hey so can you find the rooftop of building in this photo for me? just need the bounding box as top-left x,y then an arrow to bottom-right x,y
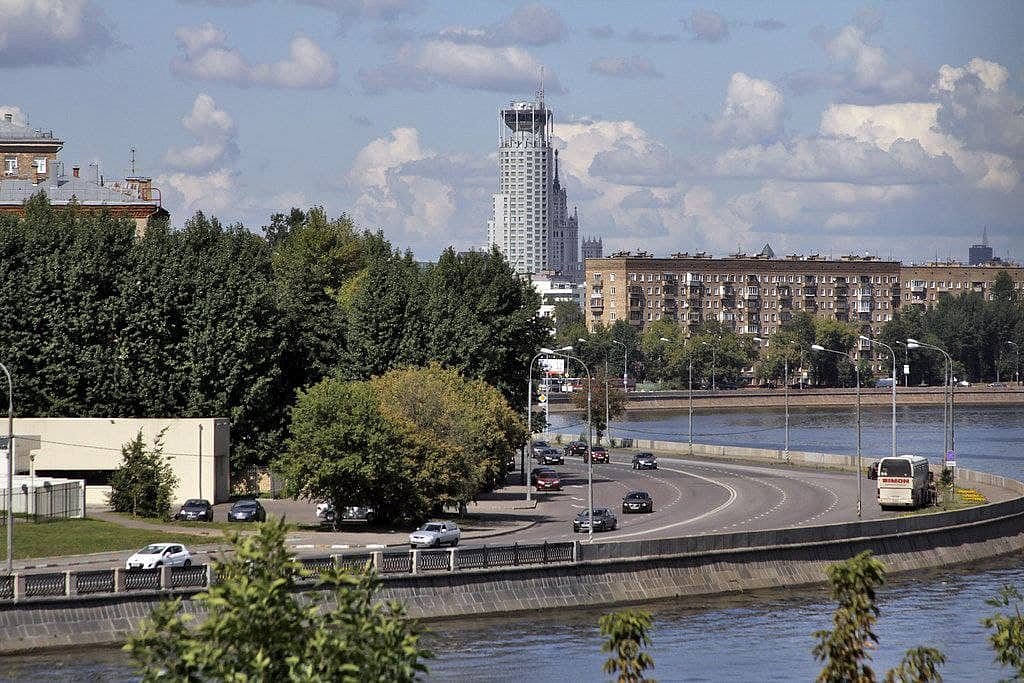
0,116 -> 62,144
0,174 -> 159,207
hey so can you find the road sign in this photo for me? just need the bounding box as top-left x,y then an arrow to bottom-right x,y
903,364 -> 910,375
537,393 -> 547,404
945,450 -> 956,467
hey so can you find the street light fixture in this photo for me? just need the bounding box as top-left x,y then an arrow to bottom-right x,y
907,339 -> 955,494
611,339 -> 628,393
578,338 -> 613,448
1,362 -> 12,574
700,341 -> 717,391
545,347 -> 595,542
894,341 -> 910,387
811,344 -> 861,518
860,336 -> 898,459
1007,341 -> 1019,386
753,336 -> 791,456
526,346 -> 573,503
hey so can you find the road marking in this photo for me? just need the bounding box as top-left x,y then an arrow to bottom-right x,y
294,544 -> 315,549
366,544 -> 386,549
331,544 -> 350,549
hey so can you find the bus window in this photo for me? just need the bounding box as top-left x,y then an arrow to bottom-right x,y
879,460 -> 911,477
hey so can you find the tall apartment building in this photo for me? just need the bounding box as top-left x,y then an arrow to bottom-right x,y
486,92 -> 585,280
968,229 -> 994,266
586,251 -> 904,359
901,262 -> 1024,307
0,110 -> 167,234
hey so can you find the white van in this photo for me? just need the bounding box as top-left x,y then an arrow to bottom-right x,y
876,455 -> 931,509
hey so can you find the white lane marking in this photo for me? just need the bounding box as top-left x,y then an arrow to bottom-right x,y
601,464 -> 739,540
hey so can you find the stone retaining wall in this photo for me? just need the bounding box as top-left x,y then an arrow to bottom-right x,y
2,446 -> 1022,654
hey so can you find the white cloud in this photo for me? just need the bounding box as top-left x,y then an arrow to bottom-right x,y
297,0 -> 420,23
439,3 -> 565,47
0,104 -> 27,125
589,55 -> 661,79
823,24 -> 927,102
0,0 -> 113,67
164,94 -> 238,171
682,9 -> 729,42
933,57 -> 1024,159
711,72 -> 784,144
360,40 -> 561,94
172,23 -> 338,89
158,168 -> 238,216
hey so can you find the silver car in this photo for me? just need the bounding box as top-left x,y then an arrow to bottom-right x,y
409,521 -> 461,548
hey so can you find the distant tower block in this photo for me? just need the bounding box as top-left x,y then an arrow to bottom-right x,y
582,236 -> 603,261
969,228 -> 993,265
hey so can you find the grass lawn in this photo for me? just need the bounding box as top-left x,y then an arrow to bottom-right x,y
0,518 -> 216,560
108,511 -> 261,532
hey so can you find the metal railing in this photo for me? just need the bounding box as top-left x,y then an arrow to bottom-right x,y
76,570 -> 115,595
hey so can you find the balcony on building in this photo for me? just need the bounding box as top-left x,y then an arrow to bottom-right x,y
719,312 -> 736,322
589,296 -> 604,311
688,312 -> 702,323
662,298 -> 676,310
628,298 -> 644,310
856,301 -> 872,314
744,287 -> 760,300
835,285 -> 849,297
836,301 -> 849,311
803,286 -> 817,297
746,325 -> 761,335
780,311 -> 792,323
720,284 -> 735,298
777,286 -> 791,298
910,281 -> 926,293
858,338 -> 873,351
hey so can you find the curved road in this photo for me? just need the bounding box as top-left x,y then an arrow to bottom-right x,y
504,448 -> 887,545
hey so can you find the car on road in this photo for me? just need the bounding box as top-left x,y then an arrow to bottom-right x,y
632,452 -> 658,470
573,507 -> 617,532
533,468 -> 562,491
125,543 -> 192,570
563,440 -> 589,457
174,499 -> 213,522
531,440 -> 552,456
228,499 -> 267,523
989,381 -> 1008,388
621,491 -> 654,514
409,521 -> 461,548
535,446 -> 564,465
530,466 -> 556,485
585,445 -> 609,463
317,502 -> 376,526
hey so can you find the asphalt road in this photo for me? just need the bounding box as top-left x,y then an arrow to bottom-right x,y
509,449 -> 887,544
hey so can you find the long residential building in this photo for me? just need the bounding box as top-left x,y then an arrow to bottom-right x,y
585,250 -> 1024,360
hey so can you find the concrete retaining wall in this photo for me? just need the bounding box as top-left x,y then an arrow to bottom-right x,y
2,446 -> 1023,654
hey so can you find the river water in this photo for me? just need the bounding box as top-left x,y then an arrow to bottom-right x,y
2,405 -> 1022,681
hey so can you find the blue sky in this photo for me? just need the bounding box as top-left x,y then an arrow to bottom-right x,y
3,0 -> 1022,264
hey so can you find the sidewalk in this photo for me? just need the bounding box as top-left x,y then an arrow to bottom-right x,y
13,487 -> 545,571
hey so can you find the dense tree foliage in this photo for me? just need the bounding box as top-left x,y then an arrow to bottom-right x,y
878,276 -> 1024,384
107,430 -> 178,518
278,365 -> 525,522
126,519 -> 429,681
1,198 -> 547,475
983,585 -> 1024,678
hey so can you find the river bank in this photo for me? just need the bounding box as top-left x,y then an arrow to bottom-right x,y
548,385 -> 1024,412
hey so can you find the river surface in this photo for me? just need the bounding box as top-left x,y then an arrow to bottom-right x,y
2,405 -> 1022,682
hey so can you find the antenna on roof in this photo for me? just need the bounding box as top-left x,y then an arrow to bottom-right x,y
130,147 -> 136,176
982,226 -> 988,246
536,66 -> 545,104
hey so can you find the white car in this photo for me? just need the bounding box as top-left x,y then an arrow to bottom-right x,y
409,521 -> 461,548
125,543 -> 192,570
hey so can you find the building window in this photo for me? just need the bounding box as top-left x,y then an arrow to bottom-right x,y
33,158 -> 47,174
609,274 -> 615,282
4,157 -> 16,175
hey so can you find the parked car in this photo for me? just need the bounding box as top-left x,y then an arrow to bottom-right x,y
228,499 -> 267,522
530,440 -> 551,456
317,502 -> 375,526
989,381 -> 1008,388
563,440 -> 589,457
533,469 -> 562,491
409,521 -> 461,548
632,453 -> 658,470
125,543 -> 192,570
573,507 -> 617,532
530,466 -> 556,485
957,379 -> 971,387
535,446 -> 564,465
174,499 -> 213,522
586,445 -> 609,463
622,491 -> 654,514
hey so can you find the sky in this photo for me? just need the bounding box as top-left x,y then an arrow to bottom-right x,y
2,0 -> 1023,265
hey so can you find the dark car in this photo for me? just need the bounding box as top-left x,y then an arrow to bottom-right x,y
585,445 -> 609,463
535,446 -> 564,465
573,507 -> 617,533
533,469 -> 562,491
530,440 -> 551,456
622,490 -> 653,514
531,467 -> 557,485
632,452 -> 658,470
174,498 -> 213,522
563,440 -> 589,457
228,499 -> 267,523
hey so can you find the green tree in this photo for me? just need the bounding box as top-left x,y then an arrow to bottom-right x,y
572,367 -> 627,444
639,319 -> 683,383
107,430 -> 178,518
279,366 -> 525,522
809,318 -> 858,386
982,584 -> 1024,679
991,270 -> 1017,303
599,609 -> 655,683
552,300 -> 585,343
688,321 -> 757,387
126,518 -> 429,682
813,551 -> 945,683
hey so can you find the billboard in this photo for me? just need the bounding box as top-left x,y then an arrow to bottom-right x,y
539,358 -> 566,376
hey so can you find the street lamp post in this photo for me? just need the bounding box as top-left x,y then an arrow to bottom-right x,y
861,336 -> 897,459
611,340 -> 628,392
700,341 -> 716,390
546,347 -> 594,542
579,338 -> 613,447
907,339 -> 955,495
895,341 -> 910,387
198,424 -> 203,500
811,344 -> 861,518
526,349 -> 560,503
2,362 -> 13,574
754,337 -> 790,456
660,337 -> 692,448
1007,341 -> 1019,386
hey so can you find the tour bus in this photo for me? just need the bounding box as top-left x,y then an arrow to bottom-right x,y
876,455 -> 931,509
